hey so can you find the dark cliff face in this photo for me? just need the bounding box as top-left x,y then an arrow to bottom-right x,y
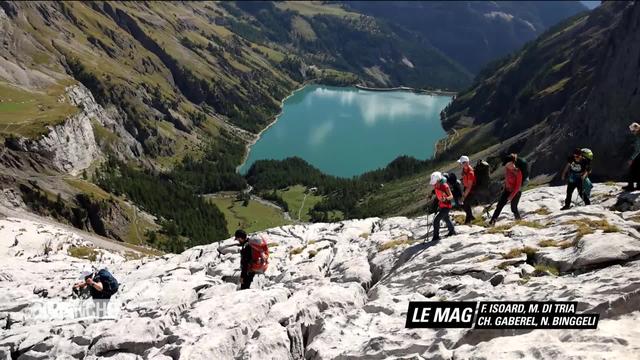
342,1 -> 587,74
441,1 -> 640,181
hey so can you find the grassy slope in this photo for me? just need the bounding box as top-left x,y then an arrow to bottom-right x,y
64,177 -> 159,245
275,1 -> 359,18
4,1 -> 299,161
207,195 -> 291,234
2,1 -> 489,234
0,81 -> 78,138
277,185 -> 323,222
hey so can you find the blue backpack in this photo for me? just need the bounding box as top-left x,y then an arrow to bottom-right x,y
96,269 -> 119,296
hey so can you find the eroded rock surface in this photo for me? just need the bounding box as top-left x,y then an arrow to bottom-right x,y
0,184 -> 639,359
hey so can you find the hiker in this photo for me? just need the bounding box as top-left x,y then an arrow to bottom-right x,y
625,122 -> 640,191
458,155 -> 476,224
561,148 -> 591,209
489,154 -> 523,225
235,229 -> 269,290
72,268 -> 119,300
429,172 -> 456,242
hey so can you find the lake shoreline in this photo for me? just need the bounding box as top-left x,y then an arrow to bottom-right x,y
236,82 -> 456,175
236,83 -> 311,174
354,84 -> 458,97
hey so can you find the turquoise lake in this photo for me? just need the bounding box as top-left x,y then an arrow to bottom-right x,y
239,85 -> 452,178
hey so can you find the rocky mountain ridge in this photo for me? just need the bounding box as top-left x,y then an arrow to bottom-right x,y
440,0 -> 640,181
342,1 -> 588,73
1,183 -> 639,359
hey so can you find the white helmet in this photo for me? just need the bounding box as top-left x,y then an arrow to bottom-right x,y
430,171 -> 443,185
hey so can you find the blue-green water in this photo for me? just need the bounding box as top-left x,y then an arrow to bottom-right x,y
239,85 -> 452,178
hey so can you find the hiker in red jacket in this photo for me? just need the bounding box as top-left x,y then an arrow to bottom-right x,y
489,154 -> 523,225
234,229 -> 270,290
430,172 -> 457,242
458,155 -> 477,225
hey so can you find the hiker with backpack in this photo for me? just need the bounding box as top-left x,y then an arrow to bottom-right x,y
489,154 -> 523,225
429,172 -> 457,242
624,122 -> 640,191
72,268 -> 119,300
561,148 -> 592,209
458,155 -> 477,224
235,229 -> 269,290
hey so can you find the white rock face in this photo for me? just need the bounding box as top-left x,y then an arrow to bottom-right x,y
15,84 -> 140,175
0,184 -> 639,359
15,85 -> 101,175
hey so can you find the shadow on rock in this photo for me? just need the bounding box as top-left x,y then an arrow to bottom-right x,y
611,191 -> 640,212
378,241 -> 441,285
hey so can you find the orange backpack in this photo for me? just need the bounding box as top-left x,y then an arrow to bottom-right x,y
248,236 -> 269,274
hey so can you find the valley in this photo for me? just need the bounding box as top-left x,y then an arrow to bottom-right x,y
3,1 -> 640,359
0,0 -> 596,251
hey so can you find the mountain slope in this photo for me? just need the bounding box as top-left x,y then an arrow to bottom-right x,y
0,1 -> 470,249
441,0 -> 640,181
0,1 -> 602,248
1,184 -> 639,358
343,1 -> 588,73
351,1 -> 639,218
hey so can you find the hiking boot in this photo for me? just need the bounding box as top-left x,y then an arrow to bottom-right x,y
431,237 -> 441,243
447,231 -> 457,237
488,219 -> 496,226
560,205 -> 571,211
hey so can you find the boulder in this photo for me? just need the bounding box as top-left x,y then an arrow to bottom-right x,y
240,321 -> 292,360
88,318 -> 167,356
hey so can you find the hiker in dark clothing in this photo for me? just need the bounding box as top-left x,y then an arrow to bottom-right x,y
235,229 -> 255,290
72,269 -> 119,300
561,148 -> 591,209
489,154 -> 523,225
458,155 -> 477,224
430,172 -> 456,242
625,122 -> 640,191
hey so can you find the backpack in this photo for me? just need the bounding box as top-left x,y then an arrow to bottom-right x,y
443,173 -> 463,206
96,269 -> 119,297
515,157 -> 529,182
443,173 -> 462,197
582,177 -> 593,199
474,160 -> 491,189
248,236 -> 269,274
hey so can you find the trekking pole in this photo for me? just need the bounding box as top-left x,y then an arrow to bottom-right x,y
425,212 -> 432,243
483,184 -> 506,220
483,198 -> 497,218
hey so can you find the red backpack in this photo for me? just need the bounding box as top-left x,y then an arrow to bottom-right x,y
248,236 -> 269,274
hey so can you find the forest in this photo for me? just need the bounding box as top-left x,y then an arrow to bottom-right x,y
94,154 -> 232,252
245,155 -> 439,221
